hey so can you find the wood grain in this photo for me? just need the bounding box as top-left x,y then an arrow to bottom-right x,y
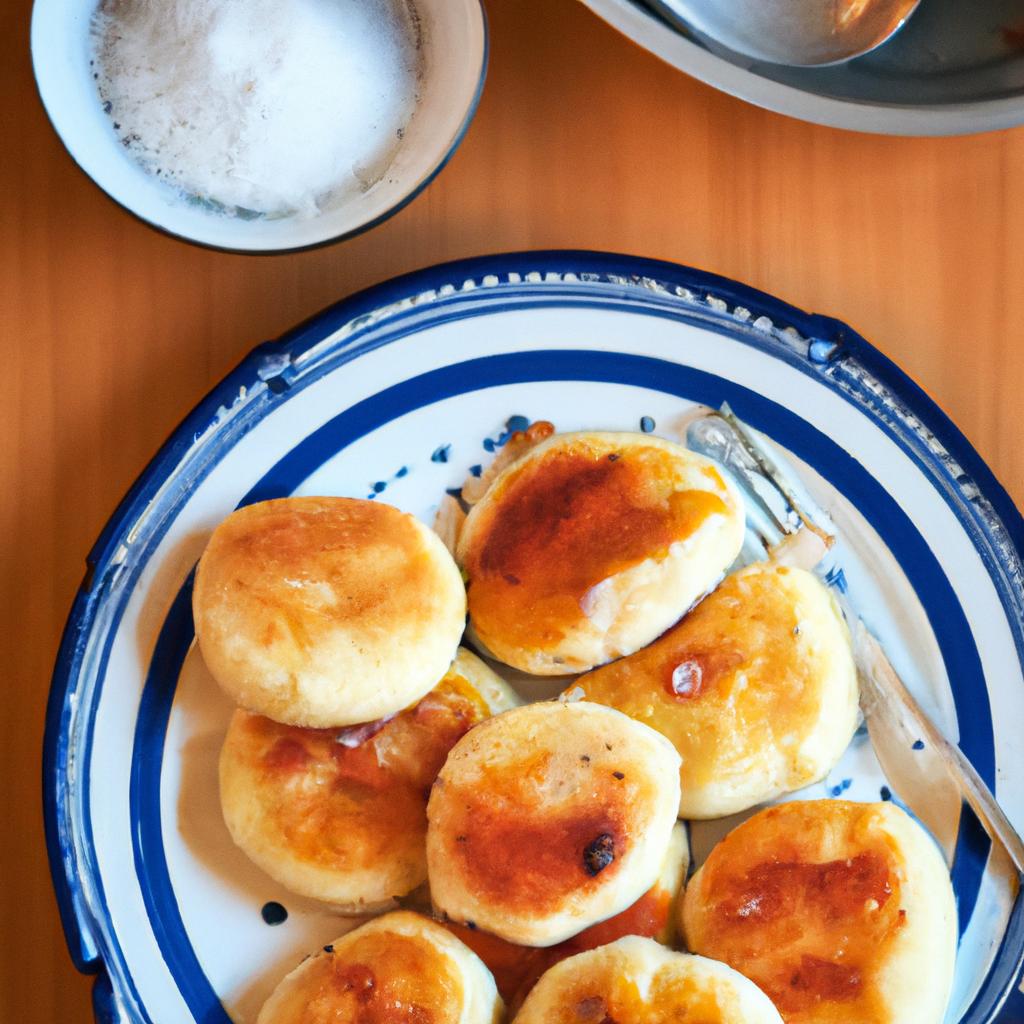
2,0 -> 1022,1019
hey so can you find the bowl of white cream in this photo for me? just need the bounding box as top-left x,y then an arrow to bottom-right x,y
31,0 -> 486,252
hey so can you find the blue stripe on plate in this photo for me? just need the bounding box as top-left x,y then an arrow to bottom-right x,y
130,577 -> 207,1020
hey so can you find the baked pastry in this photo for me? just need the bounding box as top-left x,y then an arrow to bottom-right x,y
512,935 -> 784,1024
426,700 -> 682,946
194,496 -> 466,727
457,431 -> 745,674
574,562 -> 858,818
443,821 -> 689,1009
682,799 -> 957,1024
220,648 -> 519,911
256,911 -> 502,1024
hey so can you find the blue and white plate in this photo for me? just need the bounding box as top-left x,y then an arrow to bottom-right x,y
44,252 -> 1024,1023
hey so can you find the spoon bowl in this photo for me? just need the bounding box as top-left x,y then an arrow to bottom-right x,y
656,0 -> 923,66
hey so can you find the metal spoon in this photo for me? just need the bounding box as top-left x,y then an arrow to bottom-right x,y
653,0 -> 923,67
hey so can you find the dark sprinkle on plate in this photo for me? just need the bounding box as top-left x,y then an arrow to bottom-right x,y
261,901 -> 288,926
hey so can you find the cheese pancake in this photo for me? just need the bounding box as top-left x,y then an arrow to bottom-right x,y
427,701 -> 681,946
457,432 -> 745,675
682,800 -> 957,1024
194,496 -> 466,727
512,936 -> 783,1024
220,649 -> 519,911
574,562 -> 858,818
257,911 -> 502,1024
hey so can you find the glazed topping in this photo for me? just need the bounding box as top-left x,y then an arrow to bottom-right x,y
251,676 -> 487,870
570,888 -> 670,951
575,563 -> 833,791
442,887 -> 672,1008
705,852 -> 900,1018
786,956 -> 862,1005
527,957 -> 734,1024
446,796 -> 627,915
440,921 -> 542,1006
515,889 -> 672,1012
665,649 -> 745,700
689,803 -> 905,1023
645,969 -> 734,1023
438,743 -> 641,915
464,442 -> 730,652
714,853 -> 893,927
293,930 -> 462,1024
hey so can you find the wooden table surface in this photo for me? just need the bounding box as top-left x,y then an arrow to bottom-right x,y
3,0 -> 1023,1019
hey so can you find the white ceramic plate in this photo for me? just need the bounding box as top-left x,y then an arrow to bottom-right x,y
44,252 -> 1024,1022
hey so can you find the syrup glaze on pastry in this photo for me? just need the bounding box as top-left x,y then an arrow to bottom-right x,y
427,701 -> 681,946
575,562 -> 858,818
457,432 -> 745,675
682,800 -> 957,1024
442,821 -> 689,1012
256,911 -> 502,1024
220,649 -> 518,911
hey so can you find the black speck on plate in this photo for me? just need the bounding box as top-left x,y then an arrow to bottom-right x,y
261,901 -> 288,926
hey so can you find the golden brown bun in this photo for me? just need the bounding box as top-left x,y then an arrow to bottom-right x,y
426,701 -> 682,947
441,821 -> 689,1010
512,936 -> 784,1024
575,562 -> 859,818
220,650 -> 519,911
682,800 -> 957,1024
193,496 -> 466,727
457,432 -> 745,675
256,911 -> 502,1024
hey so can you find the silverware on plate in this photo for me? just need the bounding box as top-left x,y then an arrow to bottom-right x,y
687,407 -> 1024,879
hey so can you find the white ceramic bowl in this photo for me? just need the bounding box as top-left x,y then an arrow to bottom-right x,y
31,0 -> 486,253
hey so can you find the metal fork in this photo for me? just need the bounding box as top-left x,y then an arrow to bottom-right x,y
685,406 -> 1024,877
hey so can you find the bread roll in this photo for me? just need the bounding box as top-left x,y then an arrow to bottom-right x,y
257,911 -> 502,1024
427,700 -> 681,946
457,432 -> 744,674
575,562 -> 858,818
682,800 -> 957,1024
220,649 -> 519,911
194,496 -> 466,727
512,935 -> 783,1024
